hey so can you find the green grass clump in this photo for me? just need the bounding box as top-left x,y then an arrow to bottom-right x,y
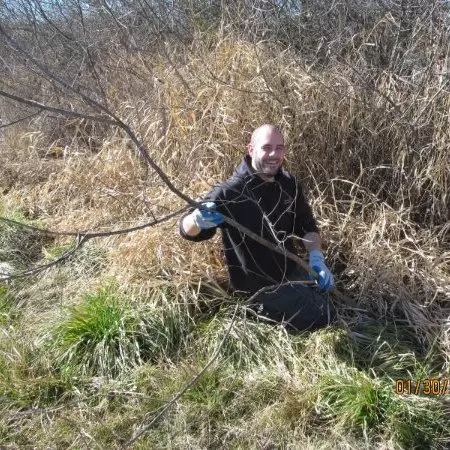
386,396 -> 450,449
1,375 -> 68,410
311,361 -> 450,448
0,327 -> 70,413
49,284 -> 190,378
337,322 -> 427,376
316,370 -> 393,430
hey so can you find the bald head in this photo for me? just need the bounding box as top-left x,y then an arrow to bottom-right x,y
250,124 -> 284,147
247,124 -> 285,181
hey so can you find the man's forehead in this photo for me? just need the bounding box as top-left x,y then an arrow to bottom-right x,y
251,126 -> 284,146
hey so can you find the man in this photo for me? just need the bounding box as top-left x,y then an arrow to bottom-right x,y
179,124 -> 336,330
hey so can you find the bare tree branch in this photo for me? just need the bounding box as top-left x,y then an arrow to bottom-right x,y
0,89 -> 117,125
0,234 -> 88,280
0,110 -> 41,128
0,22 -> 120,120
0,206 -> 189,238
0,207 -> 187,281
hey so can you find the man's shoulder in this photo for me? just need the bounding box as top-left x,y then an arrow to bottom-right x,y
217,172 -> 251,199
202,172 -> 248,202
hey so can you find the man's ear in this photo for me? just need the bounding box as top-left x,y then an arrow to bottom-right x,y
246,143 -> 253,157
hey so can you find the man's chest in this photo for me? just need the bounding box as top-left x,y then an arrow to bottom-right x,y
232,182 -> 297,233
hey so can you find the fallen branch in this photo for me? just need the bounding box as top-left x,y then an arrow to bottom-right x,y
0,207 -> 187,281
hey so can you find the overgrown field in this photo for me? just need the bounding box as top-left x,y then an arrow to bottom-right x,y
0,1 -> 449,448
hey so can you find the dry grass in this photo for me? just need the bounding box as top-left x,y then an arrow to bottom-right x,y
1,27 -> 448,347
0,15 -> 449,447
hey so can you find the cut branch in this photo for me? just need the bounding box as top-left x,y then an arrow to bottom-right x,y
0,110 -> 41,128
0,207 -> 187,281
0,90 -> 117,125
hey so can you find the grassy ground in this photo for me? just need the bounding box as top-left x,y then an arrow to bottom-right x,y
0,11 -> 449,449
0,237 -> 448,448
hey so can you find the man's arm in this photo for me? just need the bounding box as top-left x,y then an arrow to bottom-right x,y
304,230 -> 334,292
179,201 -> 224,242
292,181 -> 334,291
302,231 -> 322,252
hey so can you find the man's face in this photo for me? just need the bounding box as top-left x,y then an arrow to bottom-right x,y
248,128 -> 285,179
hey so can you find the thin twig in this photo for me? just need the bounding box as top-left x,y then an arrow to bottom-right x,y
0,206 -> 188,238
0,234 -> 87,280
123,303 -> 240,449
0,208 -> 187,281
0,110 -> 41,128
0,90 -> 117,125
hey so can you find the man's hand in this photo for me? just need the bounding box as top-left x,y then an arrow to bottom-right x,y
309,250 -> 334,292
192,202 -> 224,229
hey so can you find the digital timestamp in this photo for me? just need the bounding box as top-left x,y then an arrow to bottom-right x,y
395,378 -> 450,396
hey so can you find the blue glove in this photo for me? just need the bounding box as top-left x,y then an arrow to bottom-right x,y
309,250 -> 334,292
192,202 -> 224,229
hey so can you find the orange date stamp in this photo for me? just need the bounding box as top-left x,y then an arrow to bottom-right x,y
395,378 -> 450,396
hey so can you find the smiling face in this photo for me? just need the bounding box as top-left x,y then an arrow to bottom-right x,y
247,125 -> 285,181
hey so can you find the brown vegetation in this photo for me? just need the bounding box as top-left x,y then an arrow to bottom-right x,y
0,1 -> 449,447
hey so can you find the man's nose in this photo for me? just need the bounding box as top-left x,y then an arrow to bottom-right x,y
269,148 -> 282,158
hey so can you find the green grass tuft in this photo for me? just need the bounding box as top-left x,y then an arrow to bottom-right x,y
316,370 -> 393,430
386,396 -> 450,449
313,364 -> 450,448
49,284 -> 191,378
336,322 -> 428,377
1,375 -> 68,410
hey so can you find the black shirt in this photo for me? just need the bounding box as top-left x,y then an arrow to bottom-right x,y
179,156 -> 319,294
